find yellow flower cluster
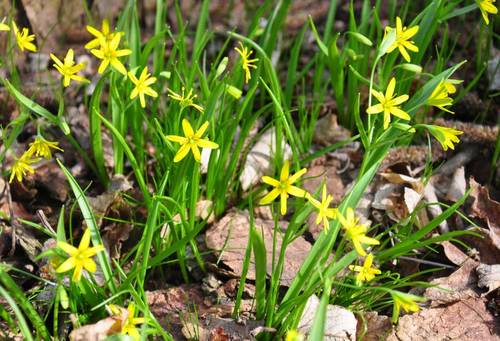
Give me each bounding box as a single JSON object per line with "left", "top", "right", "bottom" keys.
{"left": 10, "top": 137, "right": 62, "bottom": 183}
{"left": 259, "top": 162, "right": 380, "bottom": 278}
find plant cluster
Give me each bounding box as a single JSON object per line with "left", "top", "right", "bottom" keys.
{"left": 0, "top": 0, "right": 497, "bottom": 340}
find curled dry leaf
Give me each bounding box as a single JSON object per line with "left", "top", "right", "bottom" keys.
{"left": 205, "top": 210, "right": 311, "bottom": 286}
{"left": 298, "top": 295, "right": 357, "bottom": 341}
{"left": 239, "top": 128, "right": 292, "bottom": 191}
{"left": 476, "top": 263, "right": 500, "bottom": 295}
{"left": 387, "top": 297, "right": 499, "bottom": 341}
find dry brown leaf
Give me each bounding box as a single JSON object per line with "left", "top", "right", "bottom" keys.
{"left": 69, "top": 313, "right": 125, "bottom": 341}
{"left": 313, "top": 114, "right": 351, "bottom": 146}
{"left": 356, "top": 312, "right": 392, "bottom": 341}
{"left": 477, "top": 264, "right": 500, "bottom": 295}
{"left": 205, "top": 210, "right": 311, "bottom": 286}
{"left": 441, "top": 240, "right": 470, "bottom": 266}
{"left": 33, "top": 162, "right": 68, "bottom": 202}
{"left": 387, "top": 297, "right": 499, "bottom": 341}
{"left": 470, "top": 178, "right": 500, "bottom": 232}
{"left": 21, "top": 0, "right": 85, "bottom": 52}
{"left": 424, "top": 259, "right": 479, "bottom": 306}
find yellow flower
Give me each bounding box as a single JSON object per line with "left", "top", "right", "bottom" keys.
{"left": 9, "top": 153, "right": 38, "bottom": 183}
{"left": 26, "top": 136, "right": 63, "bottom": 159}
{"left": 426, "top": 125, "right": 463, "bottom": 151}
{"left": 390, "top": 290, "right": 424, "bottom": 323}
{"left": 366, "top": 77, "right": 410, "bottom": 130}
{"left": 85, "top": 19, "right": 121, "bottom": 49}
{"left": 91, "top": 34, "right": 131, "bottom": 75}
{"left": 385, "top": 17, "right": 419, "bottom": 62}
{"left": 337, "top": 208, "right": 379, "bottom": 256}
{"left": 167, "top": 87, "right": 204, "bottom": 113}
{"left": 442, "top": 79, "right": 462, "bottom": 94}
{"left": 286, "top": 330, "right": 304, "bottom": 341}
{"left": 427, "top": 80, "right": 457, "bottom": 113}
{"left": 0, "top": 19, "right": 9, "bottom": 31}
{"left": 12, "top": 22, "right": 36, "bottom": 52}
{"left": 477, "top": 0, "right": 498, "bottom": 25}
{"left": 121, "top": 303, "right": 146, "bottom": 340}
{"left": 234, "top": 42, "right": 258, "bottom": 84}
{"left": 128, "top": 67, "right": 158, "bottom": 108}
{"left": 349, "top": 253, "right": 381, "bottom": 284}
{"left": 56, "top": 228, "right": 105, "bottom": 282}
{"left": 259, "top": 161, "right": 308, "bottom": 216}
{"left": 308, "top": 183, "right": 337, "bottom": 231}
{"left": 166, "top": 119, "right": 219, "bottom": 163}
{"left": 50, "top": 49, "right": 89, "bottom": 87}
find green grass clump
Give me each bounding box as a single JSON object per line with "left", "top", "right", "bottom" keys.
{"left": 0, "top": 0, "right": 496, "bottom": 339}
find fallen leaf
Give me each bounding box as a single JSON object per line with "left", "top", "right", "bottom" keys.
{"left": 33, "top": 162, "right": 68, "bottom": 202}
{"left": 387, "top": 297, "right": 498, "bottom": 341}
{"left": 424, "top": 258, "right": 479, "bottom": 306}
{"left": 205, "top": 210, "right": 311, "bottom": 286}
{"left": 313, "top": 113, "right": 351, "bottom": 146}
{"left": 69, "top": 315, "right": 123, "bottom": 341}
{"left": 356, "top": 311, "right": 392, "bottom": 341}
{"left": 21, "top": 0, "right": 85, "bottom": 52}
{"left": 469, "top": 177, "right": 500, "bottom": 232}
{"left": 298, "top": 295, "right": 357, "bottom": 340}
{"left": 441, "top": 240, "right": 470, "bottom": 266}
{"left": 476, "top": 263, "right": 500, "bottom": 295}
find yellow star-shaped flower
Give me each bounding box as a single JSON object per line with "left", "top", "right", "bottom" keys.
{"left": 26, "top": 136, "right": 63, "bottom": 159}
{"left": 366, "top": 77, "right": 410, "bottom": 130}
{"left": 50, "top": 49, "right": 89, "bottom": 87}
{"left": 91, "top": 34, "right": 131, "bottom": 75}
{"left": 167, "top": 87, "right": 204, "bottom": 113}
{"left": 349, "top": 253, "right": 382, "bottom": 284}
{"left": 56, "top": 228, "right": 105, "bottom": 282}
{"left": 12, "top": 22, "right": 37, "bottom": 52}
{"left": 259, "top": 161, "right": 308, "bottom": 216}
{"left": 337, "top": 207, "right": 379, "bottom": 256}
{"left": 476, "top": 0, "right": 498, "bottom": 25}
{"left": 9, "top": 153, "right": 38, "bottom": 183}
{"left": 308, "top": 183, "right": 337, "bottom": 231}
{"left": 85, "top": 19, "right": 121, "bottom": 49}
{"left": 385, "top": 17, "right": 419, "bottom": 62}
{"left": 118, "top": 303, "right": 146, "bottom": 340}
{"left": 166, "top": 119, "right": 219, "bottom": 163}
{"left": 234, "top": 42, "right": 259, "bottom": 84}
{"left": 128, "top": 67, "right": 158, "bottom": 108}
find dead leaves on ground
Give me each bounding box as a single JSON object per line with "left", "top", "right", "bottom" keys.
{"left": 205, "top": 209, "right": 311, "bottom": 286}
